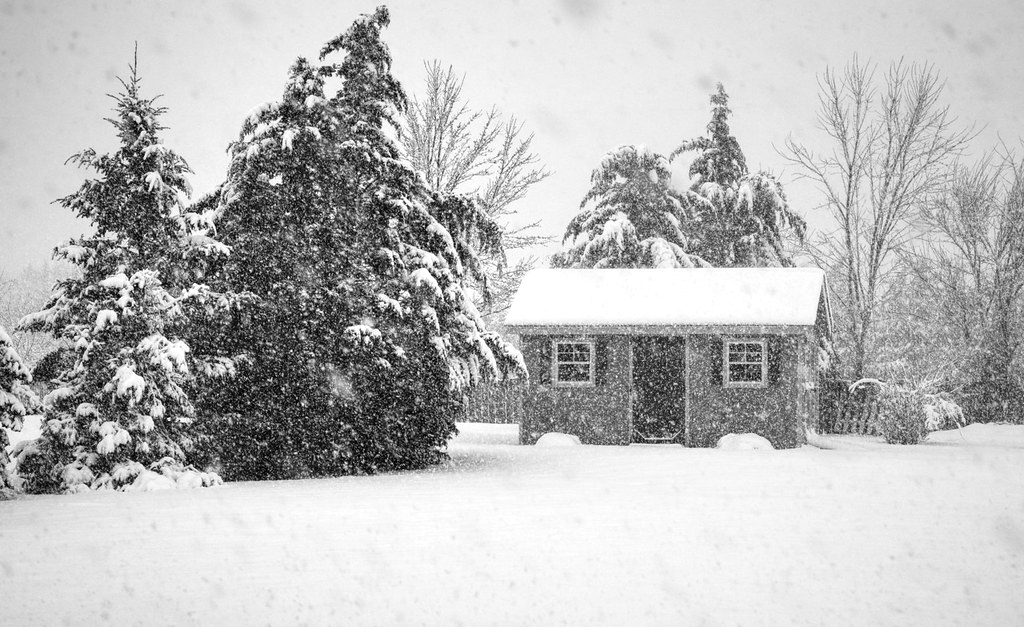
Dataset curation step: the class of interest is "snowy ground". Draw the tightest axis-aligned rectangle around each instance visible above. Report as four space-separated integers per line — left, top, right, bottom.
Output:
3 422 1024 626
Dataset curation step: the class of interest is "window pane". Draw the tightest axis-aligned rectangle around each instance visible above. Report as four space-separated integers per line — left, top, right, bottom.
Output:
555 342 592 383
557 342 591 363
729 363 763 382
558 363 590 382
575 344 591 361
727 342 764 366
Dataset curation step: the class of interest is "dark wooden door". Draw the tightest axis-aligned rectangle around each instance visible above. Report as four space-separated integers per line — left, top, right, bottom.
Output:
631 336 686 443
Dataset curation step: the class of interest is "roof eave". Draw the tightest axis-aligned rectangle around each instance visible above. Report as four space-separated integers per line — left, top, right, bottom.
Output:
504 323 818 336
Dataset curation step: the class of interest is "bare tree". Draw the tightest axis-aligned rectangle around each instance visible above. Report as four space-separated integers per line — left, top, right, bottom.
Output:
400 61 552 323
904 152 1024 420
784 57 974 378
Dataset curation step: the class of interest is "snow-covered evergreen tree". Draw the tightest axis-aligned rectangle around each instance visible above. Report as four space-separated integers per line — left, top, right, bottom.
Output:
15 61 228 493
553 145 708 268
204 6 523 479
671 83 805 266
555 85 805 270
0 324 39 495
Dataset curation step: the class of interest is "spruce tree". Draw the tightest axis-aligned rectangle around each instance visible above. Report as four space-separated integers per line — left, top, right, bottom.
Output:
203 6 523 479
15 60 228 493
552 145 708 268
671 83 805 266
0 325 40 496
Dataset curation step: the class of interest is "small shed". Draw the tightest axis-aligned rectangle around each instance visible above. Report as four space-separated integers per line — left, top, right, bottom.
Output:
503 268 834 448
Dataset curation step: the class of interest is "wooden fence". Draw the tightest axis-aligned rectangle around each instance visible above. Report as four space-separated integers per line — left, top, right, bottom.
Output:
465 380 524 424
819 378 880 435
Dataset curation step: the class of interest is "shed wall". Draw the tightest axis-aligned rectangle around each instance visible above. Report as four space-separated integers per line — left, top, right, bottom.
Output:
517 331 820 448
519 335 631 445
687 334 810 448
797 332 821 431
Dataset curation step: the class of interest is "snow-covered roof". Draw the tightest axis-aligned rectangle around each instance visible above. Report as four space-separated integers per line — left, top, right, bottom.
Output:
504 268 831 330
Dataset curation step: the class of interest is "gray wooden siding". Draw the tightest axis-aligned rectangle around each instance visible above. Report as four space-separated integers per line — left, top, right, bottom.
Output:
519 335 631 445
518 331 820 449
686 334 809 448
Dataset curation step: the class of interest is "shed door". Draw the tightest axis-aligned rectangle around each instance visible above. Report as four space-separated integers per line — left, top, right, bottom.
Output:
632 336 686 443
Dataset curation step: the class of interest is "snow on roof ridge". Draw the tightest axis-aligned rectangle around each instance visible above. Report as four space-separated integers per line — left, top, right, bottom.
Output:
505 267 827 328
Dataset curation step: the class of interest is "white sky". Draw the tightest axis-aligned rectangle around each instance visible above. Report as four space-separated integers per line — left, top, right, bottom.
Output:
1 0 1022 271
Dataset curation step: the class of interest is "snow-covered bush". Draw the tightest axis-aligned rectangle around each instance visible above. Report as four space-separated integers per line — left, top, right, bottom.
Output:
853 374 965 444
876 386 928 445
922 396 965 431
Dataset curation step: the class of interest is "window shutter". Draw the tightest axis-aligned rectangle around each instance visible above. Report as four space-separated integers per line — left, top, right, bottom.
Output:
538 338 552 384
710 336 724 385
594 337 609 385
767 336 783 384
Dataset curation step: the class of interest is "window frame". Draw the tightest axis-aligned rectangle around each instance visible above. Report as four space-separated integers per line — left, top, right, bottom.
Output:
552 339 596 387
722 338 768 388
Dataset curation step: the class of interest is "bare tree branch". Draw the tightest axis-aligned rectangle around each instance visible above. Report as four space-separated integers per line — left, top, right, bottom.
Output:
783 57 974 378
399 60 553 324
901 150 1024 419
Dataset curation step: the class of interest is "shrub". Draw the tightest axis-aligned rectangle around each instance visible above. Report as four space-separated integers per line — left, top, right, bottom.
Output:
876 386 928 445
922 395 965 431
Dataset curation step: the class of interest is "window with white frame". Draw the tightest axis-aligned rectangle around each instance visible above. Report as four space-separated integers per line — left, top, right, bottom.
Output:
724 339 767 386
553 340 594 385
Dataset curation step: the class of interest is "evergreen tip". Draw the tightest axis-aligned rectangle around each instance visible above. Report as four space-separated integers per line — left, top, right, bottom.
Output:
371 5 390 26
319 5 391 62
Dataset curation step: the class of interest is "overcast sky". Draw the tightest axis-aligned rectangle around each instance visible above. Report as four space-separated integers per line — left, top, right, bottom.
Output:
1 0 1022 272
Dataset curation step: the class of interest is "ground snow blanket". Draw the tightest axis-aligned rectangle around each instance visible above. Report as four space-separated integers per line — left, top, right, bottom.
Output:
2 422 1023 625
